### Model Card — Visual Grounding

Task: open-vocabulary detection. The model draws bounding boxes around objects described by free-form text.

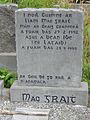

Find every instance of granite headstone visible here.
[16,8,83,87]
[10,8,88,106]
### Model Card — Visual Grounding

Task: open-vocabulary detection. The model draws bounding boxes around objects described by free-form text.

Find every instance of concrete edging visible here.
[0,53,17,71]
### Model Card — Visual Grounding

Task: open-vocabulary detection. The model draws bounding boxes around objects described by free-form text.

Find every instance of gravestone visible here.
[10,8,88,105]
[0,4,17,53]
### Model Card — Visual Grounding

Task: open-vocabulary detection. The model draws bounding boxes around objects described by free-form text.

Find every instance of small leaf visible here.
[0,75,5,79]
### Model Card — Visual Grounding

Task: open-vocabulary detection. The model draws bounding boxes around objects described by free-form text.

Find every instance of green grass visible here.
[82,15,90,91]
[0,0,70,8]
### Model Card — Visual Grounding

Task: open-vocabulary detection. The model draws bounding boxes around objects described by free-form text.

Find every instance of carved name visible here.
[22,93,76,104]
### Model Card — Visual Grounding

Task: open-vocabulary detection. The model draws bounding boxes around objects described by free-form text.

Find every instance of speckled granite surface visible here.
[0,97,90,120]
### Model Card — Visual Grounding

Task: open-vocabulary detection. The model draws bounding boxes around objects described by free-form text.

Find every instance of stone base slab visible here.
[0,80,4,95]
[10,81,88,106]
[2,88,10,99]
[12,108,49,120]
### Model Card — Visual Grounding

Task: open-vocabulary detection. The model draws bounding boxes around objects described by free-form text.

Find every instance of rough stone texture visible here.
[12,108,49,120]
[2,88,10,99]
[0,4,17,53]
[15,8,83,87]
[10,81,88,106]
[0,99,90,120]
[0,80,4,95]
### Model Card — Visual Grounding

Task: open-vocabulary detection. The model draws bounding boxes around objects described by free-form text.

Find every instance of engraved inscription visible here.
[22,93,76,104]
[16,9,83,86]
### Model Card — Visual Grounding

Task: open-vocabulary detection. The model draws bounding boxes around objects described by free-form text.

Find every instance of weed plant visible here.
[83,13,90,91]
[0,68,17,88]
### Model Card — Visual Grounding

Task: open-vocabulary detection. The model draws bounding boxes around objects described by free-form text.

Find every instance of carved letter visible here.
[44,95,50,103]
[36,96,40,102]
[22,93,30,101]
[52,96,58,103]
[60,96,66,103]
[70,96,76,103]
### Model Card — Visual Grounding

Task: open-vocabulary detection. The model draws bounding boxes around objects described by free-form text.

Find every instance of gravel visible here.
[0,97,90,120]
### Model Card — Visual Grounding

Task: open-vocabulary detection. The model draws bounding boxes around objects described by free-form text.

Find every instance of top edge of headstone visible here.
[0,4,18,7]
[15,8,83,13]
